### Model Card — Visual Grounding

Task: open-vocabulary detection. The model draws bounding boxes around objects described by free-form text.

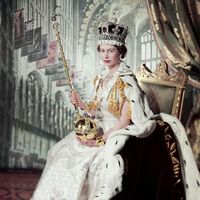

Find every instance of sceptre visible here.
[51,13,98,141]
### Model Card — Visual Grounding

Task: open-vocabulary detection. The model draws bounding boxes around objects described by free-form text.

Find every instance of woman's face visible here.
[99,44,121,69]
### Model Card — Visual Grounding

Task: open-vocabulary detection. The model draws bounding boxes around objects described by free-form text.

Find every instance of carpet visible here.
[0,170,41,200]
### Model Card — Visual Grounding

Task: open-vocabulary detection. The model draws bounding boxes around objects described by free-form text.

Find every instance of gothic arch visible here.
[55,90,66,102]
[136,19,151,38]
[26,70,44,126]
[27,70,44,88]
[79,0,111,57]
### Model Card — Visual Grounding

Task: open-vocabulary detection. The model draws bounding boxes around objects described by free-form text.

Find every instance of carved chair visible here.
[136,62,188,120]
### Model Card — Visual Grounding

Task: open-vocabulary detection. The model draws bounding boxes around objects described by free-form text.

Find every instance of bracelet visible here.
[96,136,105,147]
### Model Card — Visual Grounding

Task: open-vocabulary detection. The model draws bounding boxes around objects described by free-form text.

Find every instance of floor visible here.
[0,170,41,200]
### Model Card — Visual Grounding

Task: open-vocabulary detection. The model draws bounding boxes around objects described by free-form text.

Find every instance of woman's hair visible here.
[97,44,127,59]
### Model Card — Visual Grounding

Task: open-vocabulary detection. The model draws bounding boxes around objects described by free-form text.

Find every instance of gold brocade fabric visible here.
[85,101,100,112]
[93,75,98,87]
[107,77,131,119]
[85,76,132,119]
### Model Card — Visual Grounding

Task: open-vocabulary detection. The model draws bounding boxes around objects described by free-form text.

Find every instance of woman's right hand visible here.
[69,91,85,109]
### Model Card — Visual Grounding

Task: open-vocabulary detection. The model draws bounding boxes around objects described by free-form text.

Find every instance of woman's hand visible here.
[76,136,97,147]
[69,91,85,109]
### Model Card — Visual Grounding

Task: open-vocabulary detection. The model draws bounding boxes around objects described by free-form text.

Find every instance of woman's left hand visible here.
[76,136,97,147]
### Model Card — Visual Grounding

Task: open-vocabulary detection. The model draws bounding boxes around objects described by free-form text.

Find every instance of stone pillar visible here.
[27,82,32,124]
[40,93,45,129]
[34,82,38,126]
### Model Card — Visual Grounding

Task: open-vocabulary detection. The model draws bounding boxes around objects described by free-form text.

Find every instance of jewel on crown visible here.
[97,18,128,46]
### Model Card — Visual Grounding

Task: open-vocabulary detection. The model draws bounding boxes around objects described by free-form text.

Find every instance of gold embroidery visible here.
[108,77,132,118]
[85,77,103,112]
[157,120,183,188]
[85,101,100,112]
[93,75,98,86]
[89,76,132,119]
[127,100,132,119]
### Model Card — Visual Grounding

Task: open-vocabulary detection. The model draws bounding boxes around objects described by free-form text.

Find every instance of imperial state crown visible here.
[97,21,128,46]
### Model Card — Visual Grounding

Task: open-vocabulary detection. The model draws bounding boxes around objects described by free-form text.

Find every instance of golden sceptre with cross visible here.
[51,13,99,141]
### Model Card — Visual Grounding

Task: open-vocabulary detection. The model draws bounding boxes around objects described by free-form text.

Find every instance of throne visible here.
[112,61,188,200]
[136,61,188,119]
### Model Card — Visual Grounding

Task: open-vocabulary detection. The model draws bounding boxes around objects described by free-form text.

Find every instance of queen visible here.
[31,19,200,200]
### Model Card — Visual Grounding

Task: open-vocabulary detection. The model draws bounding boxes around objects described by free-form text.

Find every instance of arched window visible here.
[26,71,43,126]
[140,29,160,71]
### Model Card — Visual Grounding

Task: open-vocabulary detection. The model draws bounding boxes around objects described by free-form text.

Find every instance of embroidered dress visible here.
[31,62,200,200]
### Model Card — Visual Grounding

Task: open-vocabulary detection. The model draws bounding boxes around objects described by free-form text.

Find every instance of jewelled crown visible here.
[97,19,128,46]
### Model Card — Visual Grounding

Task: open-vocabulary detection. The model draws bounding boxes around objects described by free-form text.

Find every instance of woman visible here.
[31,20,200,200]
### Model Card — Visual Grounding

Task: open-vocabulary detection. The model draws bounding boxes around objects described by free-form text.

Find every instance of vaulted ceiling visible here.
[78,0,148,56]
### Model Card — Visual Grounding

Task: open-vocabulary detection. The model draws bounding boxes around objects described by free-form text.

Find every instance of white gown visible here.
[31,110,121,200]
[31,62,200,200]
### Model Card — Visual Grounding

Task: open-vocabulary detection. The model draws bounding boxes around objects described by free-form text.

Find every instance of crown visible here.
[97,20,128,46]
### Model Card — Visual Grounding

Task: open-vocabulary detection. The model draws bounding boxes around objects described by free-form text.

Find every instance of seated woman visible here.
[31,19,200,200]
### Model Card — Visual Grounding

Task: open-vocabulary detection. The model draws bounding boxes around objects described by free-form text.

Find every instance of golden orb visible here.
[74,113,98,140]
